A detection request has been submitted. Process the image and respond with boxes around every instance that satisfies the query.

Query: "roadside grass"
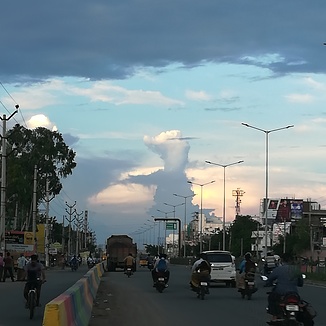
[306,272,326,282]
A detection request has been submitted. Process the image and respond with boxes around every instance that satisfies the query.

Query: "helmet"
[244,252,252,260]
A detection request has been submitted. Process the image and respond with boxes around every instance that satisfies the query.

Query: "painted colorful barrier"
[42,262,105,326]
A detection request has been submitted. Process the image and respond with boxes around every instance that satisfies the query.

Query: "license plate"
[200,282,208,286]
[247,282,255,286]
[286,305,299,312]
[213,267,223,270]
[127,268,132,271]
[158,277,165,281]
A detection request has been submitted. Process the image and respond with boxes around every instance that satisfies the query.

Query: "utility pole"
[73,211,83,255]
[0,107,18,253]
[61,215,66,254]
[32,165,38,252]
[65,201,76,255]
[44,178,55,268]
[83,210,88,249]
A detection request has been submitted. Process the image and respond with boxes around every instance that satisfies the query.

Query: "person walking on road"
[17,253,27,281]
[3,252,15,282]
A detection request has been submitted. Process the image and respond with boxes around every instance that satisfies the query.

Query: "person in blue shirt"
[237,252,256,290]
[265,252,303,321]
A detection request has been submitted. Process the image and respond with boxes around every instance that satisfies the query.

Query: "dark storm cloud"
[1,1,326,82]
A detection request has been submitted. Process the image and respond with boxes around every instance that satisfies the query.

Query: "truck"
[106,235,137,271]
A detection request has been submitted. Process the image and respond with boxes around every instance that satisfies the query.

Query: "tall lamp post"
[242,122,294,258]
[173,193,196,257]
[205,160,244,251]
[157,209,174,253]
[187,180,215,252]
[164,202,184,257]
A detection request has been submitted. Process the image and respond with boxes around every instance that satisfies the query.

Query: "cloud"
[185,90,212,101]
[26,114,57,131]
[285,94,314,103]
[1,2,326,81]
[144,130,190,173]
[70,81,184,107]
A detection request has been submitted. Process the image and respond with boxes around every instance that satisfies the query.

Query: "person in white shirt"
[17,253,27,281]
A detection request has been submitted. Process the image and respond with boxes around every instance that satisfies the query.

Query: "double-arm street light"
[173,193,196,257]
[242,122,294,258]
[187,180,215,252]
[205,160,244,251]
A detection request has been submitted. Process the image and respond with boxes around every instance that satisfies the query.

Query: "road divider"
[42,262,105,326]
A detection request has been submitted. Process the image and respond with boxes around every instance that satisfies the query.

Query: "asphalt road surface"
[90,265,325,326]
[0,265,88,326]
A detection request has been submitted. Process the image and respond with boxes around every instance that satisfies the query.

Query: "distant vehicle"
[106,235,137,272]
[139,254,148,267]
[200,250,236,287]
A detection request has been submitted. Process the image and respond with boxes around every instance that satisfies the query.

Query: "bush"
[306,272,326,282]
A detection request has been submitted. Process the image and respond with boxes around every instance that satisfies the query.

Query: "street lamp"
[187,180,215,252]
[205,160,244,251]
[157,209,174,252]
[173,193,196,257]
[242,122,294,257]
[164,202,184,257]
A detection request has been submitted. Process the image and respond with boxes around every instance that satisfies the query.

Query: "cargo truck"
[106,235,137,271]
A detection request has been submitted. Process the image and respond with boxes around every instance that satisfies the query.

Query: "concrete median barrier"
[43,262,105,326]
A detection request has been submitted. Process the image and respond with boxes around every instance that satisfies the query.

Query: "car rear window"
[205,253,232,263]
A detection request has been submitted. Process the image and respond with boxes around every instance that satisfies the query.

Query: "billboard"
[5,231,34,252]
[264,198,304,222]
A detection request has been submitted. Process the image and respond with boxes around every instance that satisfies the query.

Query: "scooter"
[125,267,133,278]
[155,272,167,293]
[239,272,256,300]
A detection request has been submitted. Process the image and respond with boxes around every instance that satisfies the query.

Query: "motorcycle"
[71,263,78,272]
[239,271,256,300]
[155,271,167,293]
[147,262,154,271]
[261,275,316,326]
[192,270,210,300]
[125,267,133,278]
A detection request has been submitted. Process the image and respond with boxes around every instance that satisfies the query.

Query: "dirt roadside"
[89,273,111,325]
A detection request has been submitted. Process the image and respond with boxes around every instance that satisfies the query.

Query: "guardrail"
[42,262,105,326]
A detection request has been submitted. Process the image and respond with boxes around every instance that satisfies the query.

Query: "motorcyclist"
[70,255,78,270]
[152,253,170,287]
[146,253,154,270]
[264,251,277,275]
[238,252,256,291]
[123,253,135,272]
[23,254,46,308]
[87,255,95,268]
[264,252,304,323]
[190,253,211,293]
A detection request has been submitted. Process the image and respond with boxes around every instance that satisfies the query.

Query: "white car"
[201,250,236,287]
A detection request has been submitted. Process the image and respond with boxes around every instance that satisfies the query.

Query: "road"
[90,265,325,326]
[0,265,88,326]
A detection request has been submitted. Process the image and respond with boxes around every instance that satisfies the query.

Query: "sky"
[1,1,326,247]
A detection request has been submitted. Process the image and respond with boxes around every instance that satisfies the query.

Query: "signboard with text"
[166,222,177,230]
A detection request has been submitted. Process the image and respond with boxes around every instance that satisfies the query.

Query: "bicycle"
[27,279,45,319]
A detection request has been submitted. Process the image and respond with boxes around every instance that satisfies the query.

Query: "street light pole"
[187,180,215,252]
[242,122,294,258]
[205,160,244,251]
[157,209,174,253]
[173,193,196,257]
[164,202,184,257]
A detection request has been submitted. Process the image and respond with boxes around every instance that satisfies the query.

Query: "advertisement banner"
[290,199,303,220]
[5,231,34,252]
[276,199,291,222]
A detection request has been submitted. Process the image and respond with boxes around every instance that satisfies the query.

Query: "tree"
[228,215,260,257]
[4,124,77,230]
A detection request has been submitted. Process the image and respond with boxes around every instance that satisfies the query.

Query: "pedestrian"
[3,252,15,282]
[0,252,4,281]
[17,253,27,281]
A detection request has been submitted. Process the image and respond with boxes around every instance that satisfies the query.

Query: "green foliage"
[272,219,310,256]
[229,215,259,257]
[4,124,77,230]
